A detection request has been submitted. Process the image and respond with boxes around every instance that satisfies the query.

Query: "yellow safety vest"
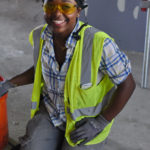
[29,21,115,146]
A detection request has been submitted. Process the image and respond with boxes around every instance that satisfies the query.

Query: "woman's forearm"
[9,66,34,87]
[101,73,136,121]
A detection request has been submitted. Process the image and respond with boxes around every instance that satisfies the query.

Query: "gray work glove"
[70,115,109,145]
[0,80,16,97]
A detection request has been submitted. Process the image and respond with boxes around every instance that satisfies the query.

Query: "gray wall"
[81,0,147,52]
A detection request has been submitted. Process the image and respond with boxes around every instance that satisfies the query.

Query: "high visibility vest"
[29,21,115,146]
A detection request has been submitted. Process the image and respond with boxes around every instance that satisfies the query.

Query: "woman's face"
[43,0,81,38]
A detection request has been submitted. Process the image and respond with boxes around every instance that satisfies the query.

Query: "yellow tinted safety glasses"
[43,2,77,15]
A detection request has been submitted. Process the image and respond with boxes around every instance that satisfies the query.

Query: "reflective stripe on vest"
[33,25,44,69]
[29,24,46,69]
[68,87,115,121]
[81,27,99,84]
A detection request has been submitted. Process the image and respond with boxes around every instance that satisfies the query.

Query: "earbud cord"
[72,23,88,41]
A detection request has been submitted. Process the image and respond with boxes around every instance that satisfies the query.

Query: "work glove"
[0,80,16,97]
[70,115,109,145]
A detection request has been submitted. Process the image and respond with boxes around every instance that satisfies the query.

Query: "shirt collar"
[41,19,80,49]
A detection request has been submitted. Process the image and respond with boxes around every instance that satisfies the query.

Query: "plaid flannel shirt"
[41,20,131,127]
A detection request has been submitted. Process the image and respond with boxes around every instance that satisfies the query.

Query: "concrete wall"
[81,0,147,52]
[2,0,147,52]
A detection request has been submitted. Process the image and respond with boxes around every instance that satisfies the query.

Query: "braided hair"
[75,0,88,9]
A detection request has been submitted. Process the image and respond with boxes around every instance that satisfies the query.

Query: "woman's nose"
[54,7,63,16]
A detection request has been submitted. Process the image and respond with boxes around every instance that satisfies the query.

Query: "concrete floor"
[0,0,150,150]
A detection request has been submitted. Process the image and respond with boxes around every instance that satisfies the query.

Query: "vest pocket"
[76,75,108,109]
[69,75,114,119]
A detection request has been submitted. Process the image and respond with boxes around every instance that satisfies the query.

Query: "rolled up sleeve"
[99,38,131,85]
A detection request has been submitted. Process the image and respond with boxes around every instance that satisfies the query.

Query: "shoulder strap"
[80,26,100,85]
[29,24,47,68]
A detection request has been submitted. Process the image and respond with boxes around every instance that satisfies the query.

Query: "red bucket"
[0,76,8,150]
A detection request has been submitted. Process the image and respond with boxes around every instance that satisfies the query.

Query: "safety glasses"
[43,2,77,15]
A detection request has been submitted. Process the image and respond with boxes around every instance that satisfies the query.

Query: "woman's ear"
[77,7,82,17]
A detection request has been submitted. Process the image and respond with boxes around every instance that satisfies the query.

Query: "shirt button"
[56,68,59,72]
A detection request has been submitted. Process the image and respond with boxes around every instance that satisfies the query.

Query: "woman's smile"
[44,0,81,38]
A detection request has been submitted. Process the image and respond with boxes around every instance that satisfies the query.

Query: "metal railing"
[141,0,150,88]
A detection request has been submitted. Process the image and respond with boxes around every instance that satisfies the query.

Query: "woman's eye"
[62,5,71,10]
[48,4,55,9]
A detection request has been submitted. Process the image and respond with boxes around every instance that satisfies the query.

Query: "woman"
[0,0,135,150]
